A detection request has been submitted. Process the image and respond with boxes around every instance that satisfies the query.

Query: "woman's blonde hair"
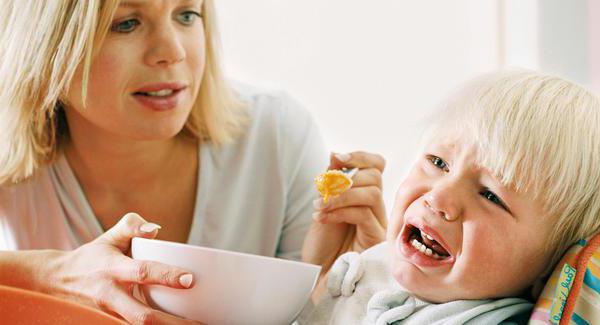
[425,69,600,272]
[0,0,247,184]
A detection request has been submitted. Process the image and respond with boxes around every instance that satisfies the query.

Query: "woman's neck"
[63,130,195,195]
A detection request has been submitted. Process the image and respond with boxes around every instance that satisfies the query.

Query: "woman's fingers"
[101,286,201,325]
[314,186,386,226]
[329,151,386,172]
[314,205,387,231]
[95,212,160,252]
[110,256,195,289]
[350,168,383,188]
[312,207,386,247]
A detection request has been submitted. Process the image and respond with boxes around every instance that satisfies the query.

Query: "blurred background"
[215,0,598,209]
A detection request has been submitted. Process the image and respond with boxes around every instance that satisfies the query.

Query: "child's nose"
[423,192,461,222]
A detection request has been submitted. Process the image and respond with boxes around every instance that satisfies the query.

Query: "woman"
[0,0,386,324]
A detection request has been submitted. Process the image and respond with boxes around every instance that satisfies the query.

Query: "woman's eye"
[177,11,202,25]
[481,190,507,210]
[111,19,140,33]
[428,155,449,172]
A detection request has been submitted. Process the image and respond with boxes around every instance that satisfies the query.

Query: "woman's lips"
[132,88,186,111]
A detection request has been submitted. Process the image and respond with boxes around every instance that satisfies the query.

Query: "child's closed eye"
[480,189,509,211]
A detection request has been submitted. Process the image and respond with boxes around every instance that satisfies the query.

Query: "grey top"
[0,84,328,260]
[297,242,532,324]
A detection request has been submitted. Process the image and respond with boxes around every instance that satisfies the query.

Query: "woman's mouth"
[397,223,454,267]
[132,83,187,111]
[134,89,179,97]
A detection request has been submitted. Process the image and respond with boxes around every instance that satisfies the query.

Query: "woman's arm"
[0,249,57,292]
[0,213,201,325]
[273,92,329,260]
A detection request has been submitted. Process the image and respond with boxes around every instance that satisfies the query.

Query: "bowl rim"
[132,237,322,272]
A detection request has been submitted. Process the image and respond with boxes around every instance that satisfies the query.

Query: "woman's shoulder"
[231,81,316,127]
[0,165,54,201]
[229,81,324,156]
[0,166,54,223]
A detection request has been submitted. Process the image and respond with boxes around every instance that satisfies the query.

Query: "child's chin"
[389,259,422,290]
[389,260,455,303]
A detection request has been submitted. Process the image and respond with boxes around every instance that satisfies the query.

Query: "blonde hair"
[425,70,600,271]
[0,0,247,184]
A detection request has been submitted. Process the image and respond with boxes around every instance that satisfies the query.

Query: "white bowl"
[131,237,320,325]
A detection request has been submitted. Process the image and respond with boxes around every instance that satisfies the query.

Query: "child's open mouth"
[398,223,454,267]
[408,226,450,259]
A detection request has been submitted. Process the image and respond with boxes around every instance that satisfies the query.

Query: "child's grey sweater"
[297,242,532,325]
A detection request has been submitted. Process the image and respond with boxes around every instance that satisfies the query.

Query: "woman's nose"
[144,26,186,67]
[423,186,462,222]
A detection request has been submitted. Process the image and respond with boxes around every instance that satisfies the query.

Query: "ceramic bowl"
[131,237,320,325]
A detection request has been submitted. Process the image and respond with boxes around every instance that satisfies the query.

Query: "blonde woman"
[0,0,386,324]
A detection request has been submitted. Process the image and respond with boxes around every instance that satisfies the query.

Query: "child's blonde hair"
[426,70,600,272]
[0,0,247,184]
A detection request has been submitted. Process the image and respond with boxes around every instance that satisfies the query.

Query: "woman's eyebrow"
[119,0,144,8]
[120,0,203,9]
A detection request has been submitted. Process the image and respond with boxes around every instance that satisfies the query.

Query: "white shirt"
[0,84,328,260]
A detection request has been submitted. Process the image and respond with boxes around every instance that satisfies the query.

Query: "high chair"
[529,233,600,324]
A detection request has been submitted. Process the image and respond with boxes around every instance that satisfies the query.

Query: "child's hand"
[302,151,387,276]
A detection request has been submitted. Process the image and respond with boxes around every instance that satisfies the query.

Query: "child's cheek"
[387,192,406,239]
[388,166,429,238]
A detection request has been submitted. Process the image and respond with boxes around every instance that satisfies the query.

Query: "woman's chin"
[125,124,187,141]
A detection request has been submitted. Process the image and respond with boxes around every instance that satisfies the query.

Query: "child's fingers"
[314,187,386,226]
[329,151,386,172]
[351,168,383,188]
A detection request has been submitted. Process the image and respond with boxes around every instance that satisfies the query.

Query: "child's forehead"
[423,131,512,183]
[423,127,476,153]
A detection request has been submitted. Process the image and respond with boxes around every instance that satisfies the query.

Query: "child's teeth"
[411,239,421,249]
[421,230,435,241]
[411,237,444,259]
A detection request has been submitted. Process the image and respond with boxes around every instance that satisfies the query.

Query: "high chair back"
[529,233,600,324]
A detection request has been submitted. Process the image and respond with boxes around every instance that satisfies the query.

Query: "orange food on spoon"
[314,168,357,203]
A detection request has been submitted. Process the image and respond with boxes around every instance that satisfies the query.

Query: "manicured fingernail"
[179,274,193,288]
[335,153,351,162]
[139,223,161,233]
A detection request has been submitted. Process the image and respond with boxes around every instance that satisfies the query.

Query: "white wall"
[215,0,500,209]
[501,0,596,90]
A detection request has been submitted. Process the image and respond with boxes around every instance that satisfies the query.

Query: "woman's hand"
[41,213,201,324]
[302,151,387,275]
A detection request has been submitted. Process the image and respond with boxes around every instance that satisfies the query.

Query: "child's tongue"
[420,230,450,256]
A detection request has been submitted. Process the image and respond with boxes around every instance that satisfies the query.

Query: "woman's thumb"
[95,212,161,252]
